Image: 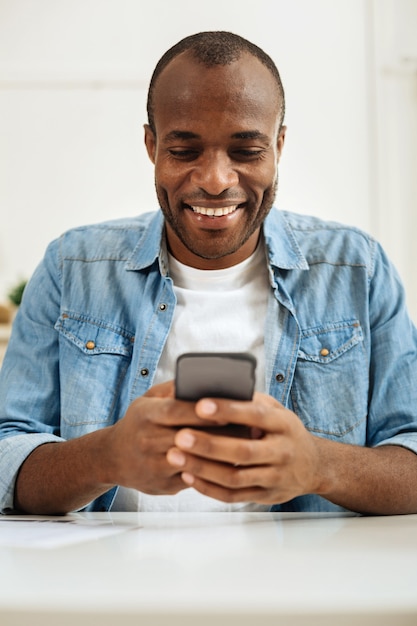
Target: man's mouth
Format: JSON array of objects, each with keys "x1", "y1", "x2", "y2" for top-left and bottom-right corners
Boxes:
[{"x1": 189, "y1": 205, "x2": 239, "y2": 217}]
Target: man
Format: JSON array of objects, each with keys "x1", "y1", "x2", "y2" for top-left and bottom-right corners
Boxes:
[{"x1": 1, "y1": 31, "x2": 417, "y2": 515}]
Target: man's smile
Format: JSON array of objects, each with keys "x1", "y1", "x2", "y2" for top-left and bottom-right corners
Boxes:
[{"x1": 189, "y1": 204, "x2": 239, "y2": 217}]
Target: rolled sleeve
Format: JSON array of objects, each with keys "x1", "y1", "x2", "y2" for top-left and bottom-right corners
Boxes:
[
  {"x1": 374, "y1": 434, "x2": 417, "y2": 456},
  {"x1": 0, "y1": 238, "x2": 63, "y2": 513},
  {"x1": 0, "y1": 433, "x2": 64, "y2": 513},
  {"x1": 366, "y1": 243, "x2": 417, "y2": 455}
]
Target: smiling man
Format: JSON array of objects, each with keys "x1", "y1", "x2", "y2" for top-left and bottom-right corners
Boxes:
[
  {"x1": 144, "y1": 45, "x2": 284, "y2": 269},
  {"x1": 1, "y1": 31, "x2": 417, "y2": 516}
]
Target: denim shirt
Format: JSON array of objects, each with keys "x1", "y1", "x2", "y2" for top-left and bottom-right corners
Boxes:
[{"x1": 1, "y1": 207, "x2": 417, "y2": 513}]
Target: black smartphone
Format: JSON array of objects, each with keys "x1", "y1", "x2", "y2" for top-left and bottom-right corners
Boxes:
[{"x1": 175, "y1": 352, "x2": 257, "y2": 402}]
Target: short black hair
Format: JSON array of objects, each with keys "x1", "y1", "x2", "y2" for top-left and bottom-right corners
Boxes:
[{"x1": 146, "y1": 31, "x2": 285, "y2": 134}]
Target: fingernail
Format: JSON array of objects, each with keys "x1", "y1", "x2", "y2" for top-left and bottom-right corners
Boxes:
[
  {"x1": 176, "y1": 431, "x2": 196, "y2": 449},
  {"x1": 198, "y1": 399, "x2": 218, "y2": 416},
  {"x1": 167, "y1": 449, "x2": 186, "y2": 467},
  {"x1": 181, "y1": 472, "x2": 194, "y2": 485}
]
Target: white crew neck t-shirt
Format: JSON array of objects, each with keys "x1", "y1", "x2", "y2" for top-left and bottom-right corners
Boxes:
[{"x1": 111, "y1": 241, "x2": 271, "y2": 512}]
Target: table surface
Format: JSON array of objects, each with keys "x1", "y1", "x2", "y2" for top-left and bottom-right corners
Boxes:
[{"x1": 1, "y1": 511, "x2": 416, "y2": 626}]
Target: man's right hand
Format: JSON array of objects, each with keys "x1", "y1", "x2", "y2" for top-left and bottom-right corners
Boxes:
[
  {"x1": 14, "y1": 381, "x2": 219, "y2": 514},
  {"x1": 103, "y1": 381, "x2": 214, "y2": 495}
]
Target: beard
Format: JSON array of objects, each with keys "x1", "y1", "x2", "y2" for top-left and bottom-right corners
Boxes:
[{"x1": 155, "y1": 177, "x2": 278, "y2": 261}]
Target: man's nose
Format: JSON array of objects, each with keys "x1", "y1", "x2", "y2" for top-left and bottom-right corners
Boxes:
[{"x1": 190, "y1": 152, "x2": 239, "y2": 195}]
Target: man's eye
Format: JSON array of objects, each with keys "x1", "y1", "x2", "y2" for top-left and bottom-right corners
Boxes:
[
  {"x1": 168, "y1": 149, "x2": 198, "y2": 159},
  {"x1": 234, "y1": 149, "x2": 265, "y2": 159}
]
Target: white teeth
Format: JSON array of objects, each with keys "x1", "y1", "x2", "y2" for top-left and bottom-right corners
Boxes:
[{"x1": 190, "y1": 205, "x2": 238, "y2": 217}]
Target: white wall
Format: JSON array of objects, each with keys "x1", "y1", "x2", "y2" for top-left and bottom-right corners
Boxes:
[
  {"x1": 0, "y1": 0, "x2": 416, "y2": 319},
  {"x1": 371, "y1": 0, "x2": 417, "y2": 321}
]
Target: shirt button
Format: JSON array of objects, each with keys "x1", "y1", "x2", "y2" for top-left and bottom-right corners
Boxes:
[
  {"x1": 275, "y1": 373, "x2": 285, "y2": 383},
  {"x1": 320, "y1": 348, "x2": 330, "y2": 357},
  {"x1": 140, "y1": 368, "x2": 149, "y2": 377},
  {"x1": 86, "y1": 341, "x2": 95, "y2": 350},
  {"x1": 159, "y1": 303, "x2": 167, "y2": 311}
]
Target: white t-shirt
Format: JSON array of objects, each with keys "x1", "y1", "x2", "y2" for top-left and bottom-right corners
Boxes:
[{"x1": 112, "y1": 241, "x2": 271, "y2": 512}]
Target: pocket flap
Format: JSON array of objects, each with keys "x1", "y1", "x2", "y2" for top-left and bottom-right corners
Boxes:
[
  {"x1": 55, "y1": 313, "x2": 134, "y2": 357},
  {"x1": 298, "y1": 319, "x2": 363, "y2": 363}
]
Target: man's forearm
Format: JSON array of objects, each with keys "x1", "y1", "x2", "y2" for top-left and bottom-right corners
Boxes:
[
  {"x1": 14, "y1": 429, "x2": 115, "y2": 514},
  {"x1": 314, "y1": 439, "x2": 417, "y2": 515}
]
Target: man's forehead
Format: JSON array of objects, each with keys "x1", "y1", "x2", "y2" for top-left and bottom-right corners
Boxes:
[
  {"x1": 152, "y1": 51, "x2": 281, "y2": 129},
  {"x1": 153, "y1": 50, "x2": 278, "y2": 100}
]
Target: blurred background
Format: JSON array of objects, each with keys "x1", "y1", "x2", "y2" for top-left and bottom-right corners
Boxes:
[{"x1": 0, "y1": 0, "x2": 416, "y2": 319}]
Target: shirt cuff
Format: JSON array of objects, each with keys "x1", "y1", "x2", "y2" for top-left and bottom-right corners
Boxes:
[
  {"x1": 0, "y1": 433, "x2": 64, "y2": 513},
  {"x1": 374, "y1": 434, "x2": 417, "y2": 456}
]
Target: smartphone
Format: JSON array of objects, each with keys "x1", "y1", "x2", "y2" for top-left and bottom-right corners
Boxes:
[{"x1": 175, "y1": 352, "x2": 257, "y2": 402}]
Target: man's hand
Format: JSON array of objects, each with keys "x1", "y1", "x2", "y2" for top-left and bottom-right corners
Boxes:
[
  {"x1": 166, "y1": 393, "x2": 322, "y2": 504},
  {"x1": 103, "y1": 381, "x2": 223, "y2": 495}
]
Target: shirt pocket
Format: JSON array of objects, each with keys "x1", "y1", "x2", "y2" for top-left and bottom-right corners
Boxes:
[
  {"x1": 290, "y1": 319, "x2": 368, "y2": 440},
  {"x1": 55, "y1": 313, "x2": 134, "y2": 430}
]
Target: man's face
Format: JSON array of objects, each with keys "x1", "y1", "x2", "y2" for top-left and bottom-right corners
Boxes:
[{"x1": 145, "y1": 52, "x2": 286, "y2": 269}]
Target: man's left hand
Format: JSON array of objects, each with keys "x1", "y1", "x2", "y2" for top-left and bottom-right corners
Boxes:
[{"x1": 166, "y1": 393, "x2": 323, "y2": 504}]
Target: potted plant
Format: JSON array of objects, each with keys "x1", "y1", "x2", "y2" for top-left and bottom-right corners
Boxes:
[{"x1": 8, "y1": 279, "x2": 27, "y2": 308}]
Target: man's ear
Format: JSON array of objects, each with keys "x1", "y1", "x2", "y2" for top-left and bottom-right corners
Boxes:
[
  {"x1": 144, "y1": 124, "x2": 156, "y2": 164},
  {"x1": 277, "y1": 125, "x2": 286, "y2": 162}
]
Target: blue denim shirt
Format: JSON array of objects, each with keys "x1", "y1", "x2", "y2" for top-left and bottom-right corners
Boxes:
[{"x1": 1, "y1": 207, "x2": 417, "y2": 513}]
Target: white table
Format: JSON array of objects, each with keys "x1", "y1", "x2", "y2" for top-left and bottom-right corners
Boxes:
[{"x1": 0, "y1": 511, "x2": 416, "y2": 625}]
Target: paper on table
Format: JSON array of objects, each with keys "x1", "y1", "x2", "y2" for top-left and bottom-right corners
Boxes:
[{"x1": 0, "y1": 516, "x2": 138, "y2": 548}]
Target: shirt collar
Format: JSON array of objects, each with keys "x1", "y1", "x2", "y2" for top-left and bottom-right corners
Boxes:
[
  {"x1": 125, "y1": 207, "x2": 309, "y2": 273},
  {"x1": 125, "y1": 211, "x2": 168, "y2": 273},
  {"x1": 263, "y1": 208, "x2": 309, "y2": 270}
]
